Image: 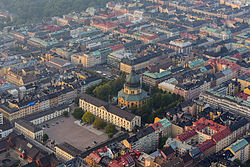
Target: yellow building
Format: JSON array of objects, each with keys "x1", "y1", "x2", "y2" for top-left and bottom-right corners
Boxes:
[
  {"x1": 118, "y1": 69, "x2": 149, "y2": 109},
  {"x1": 237, "y1": 75, "x2": 250, "y2": 91},
  {"x1": 55, "y1": 142, "x2": 83, "y2": 161},
  {"x1": 244, "y1": 87, "x2": 250, "y2": 95},
  {"x1": 6, "y1": 68, "x2": 38, "y2": 86},
  {"x1": 15, "y1": 120, "x2": 43, "y2": 140},
  {"x1": 171, "y1": 124, "x2": 184, "y2": 138},
  {"x1": 0, "y1": 101, "x2": 41, "y2": 121},
  {"x1": 79, "y1": 94, "x2": 141, "y2": 131}
]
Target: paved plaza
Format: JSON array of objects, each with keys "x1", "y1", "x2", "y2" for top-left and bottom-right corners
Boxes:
[{"x1": 42, "y1": 115, "x2": 108, "y2": 151}]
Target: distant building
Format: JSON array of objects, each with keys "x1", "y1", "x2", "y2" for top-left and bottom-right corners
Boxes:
[
  {"x1": 46, "y1": 57, "x2": 75, "y2": 72},
  {"x1": 142, "y1": 70, "x2": 171, "y2": 87},
  {"x1": 168, "y1": 40, "x2": 193, "y2": 54},
  {"x1": 199, "y1": 90, "x2": 250, "y2": 116}
]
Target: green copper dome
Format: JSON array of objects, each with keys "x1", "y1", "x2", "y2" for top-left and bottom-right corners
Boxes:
[{"x1": 125, "y1": 69, "x2": 140, "y2": 88}]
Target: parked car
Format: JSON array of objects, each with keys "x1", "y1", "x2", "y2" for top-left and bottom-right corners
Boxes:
[{"x1": 85, "y1": 146, "x2": 91, "y2": 150}]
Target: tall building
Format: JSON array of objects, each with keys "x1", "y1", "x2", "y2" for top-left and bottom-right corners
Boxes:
[{"x1": 118, "y1": 69, "x2": 149, "y2": 109}]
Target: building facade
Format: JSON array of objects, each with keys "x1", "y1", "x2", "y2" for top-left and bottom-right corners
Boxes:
[
  {"x1": 55, "y1": 142, "x2": 83, "y2": 161},
  {"x1": 79, "y1": 94, "x2": 141, "y2": 131},
  {"x1": 15, "y1": 120, "x2": 43, "y2": 140}
]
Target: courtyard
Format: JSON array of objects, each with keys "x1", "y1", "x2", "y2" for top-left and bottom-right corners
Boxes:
[
  {"x1": 0, "y1": 149, "x2": 29, "y2": 166},
  {"x1": 41, "y1": 115, "x2": 108, "y2": 151}
]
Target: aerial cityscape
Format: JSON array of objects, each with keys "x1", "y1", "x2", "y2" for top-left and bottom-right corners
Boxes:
[{"x1": 0, "y1": 0, "x2": 249, "y2": 166}]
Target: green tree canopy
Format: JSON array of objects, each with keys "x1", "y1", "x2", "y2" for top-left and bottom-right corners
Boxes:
[
  {"x1": 42, "y1": 134, "x2": 49, "y2": 142},
  {"x1": 0, "y1": 0, "x2": 110, "y2": 26},
  {"x1": 72, "y1": 107, "x2": 84, "y2": 120},
  {"x1": 93, "y1": 118, "x2": 106, "y2": 129},
  {"x1": 105, "y1": 123, "x2": 117, "y2": 138},
  {"x1": 63, "y1": 111, "x2": 69, "y2": 117},
  {"x1": 82, "y1": 112, "x2": 95, "y2": 124},
  {"x1": 92, "y1": 77, "x2": 125, "y2": 101}
]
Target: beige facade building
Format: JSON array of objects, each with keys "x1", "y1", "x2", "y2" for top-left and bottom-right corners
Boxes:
[
  {"x1": 79, "y1": 94, "x2": 141, "y2": 131},
  {"x1": 15, "y1": 120, "x2": 43, "y2": 140},
  {"x1": 55, "y1": 142, "x2": 83, "y2": 161}
]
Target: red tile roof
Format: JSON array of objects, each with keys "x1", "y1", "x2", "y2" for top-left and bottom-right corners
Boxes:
[
  {"x1": 198, "y1": 139, "x2": 216, "y2": 153},
  {"x1": 88, "y1": 152, "x2": 102, "y2": 163},
  {"x1": 192, "y1": 118, "x2": 231, "y2": 143},
  {"x1": 141, "y1": 34, "x2": 158, "y2": 41},
  {"x1": 109, "y1": 44, "x2": 124, "y2": 51},
  {"x1": 177, "y1": 129, "x2": 198, "y2": 142},
  {"x1": 148, "y1": 122, "x2": 163, "y2": 131},
  {"x1": 121, "y1": 153, "x2": 135, "y2": 165},
  {"x1": 212, "y1": 128, "x2": 231, "y2": 142},
  {"x1": 235, "y1": 92, "x2": 249, "y2": 101}
]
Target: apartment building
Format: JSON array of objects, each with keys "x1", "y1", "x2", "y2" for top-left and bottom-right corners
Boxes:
[
  {"x1": 199, "y1": 90, "x2": 250, "y2": 116},
  {"x1": 123, "y1": 126, "x2": 158, "y2": 153},
  {"x1": 6, "y1": 69, "x2": 38, "y2": 86},
  {"x1": 0, "y1": 87, "x2": 76, "y2": 121},
  {"x1": 175, "y1": 117, "x2": 232, "y2": 154},
  {"x1": 225, "y1": 138, "x2": 249, "y2": 163},
  {"x1": 168, "y1": 40, "x2": 193, "y2": 54},
  {"x1": 79, "y1": 94, "x2": 141, "y2": 131}
]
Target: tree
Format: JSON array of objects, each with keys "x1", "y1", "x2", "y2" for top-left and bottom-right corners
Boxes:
[
  {"x1": 105, "y1": 123, "x2": 117, "y2": 138},
  {"x1": 51, "y1": 140, "x2": 55, "y2": 145},
  {"x1": 233, "y1": 159, "x2": 242, "y2": 166},
  {"x1": 0, "y1": 0, "x2": 111, "y2": 27},
  {"x1": 13, "y1": 160, "x2": 21, "y2": 167},
  {"x1": 42, "y1": 134, "x2": 49, "y2": 142},
  {"x1": 72, "y1": 107, "x2": 84, "y2": 120},
  {"x1": 92, "y1": 77, "x2": 125, "y2": 101},
  {"x1": 107, "y1": 133, "x2": 114, "y2": 138},
  {"x1": 86, "y1": 85, "x2": 96, "y2": 95},
  {"x1": 159, "y1": 136, "x2": 168, "y2": 149},
  {"x1": 82, "y1": 112, "x2": 95, "y2": 124},
  {"x1": 74, "y1": 98, "x2": 79, "y2": 105},
  {"x1": 5, "y1": 152, "x2": 10, "y2": 158},
  {"x1": 220, "y1": 46, "x2": 229, "y2": 53},
  {"x1": 63, "y1": 111, "x2": 69, "y2": 117},
  {"x1": 93, "y1": 118, "x2": 106, "y2": 129}
]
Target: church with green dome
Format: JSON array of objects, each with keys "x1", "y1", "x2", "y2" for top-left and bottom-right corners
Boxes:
[{"x1": 118, "y1": 69, "x2": 149, "y2": 109}]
